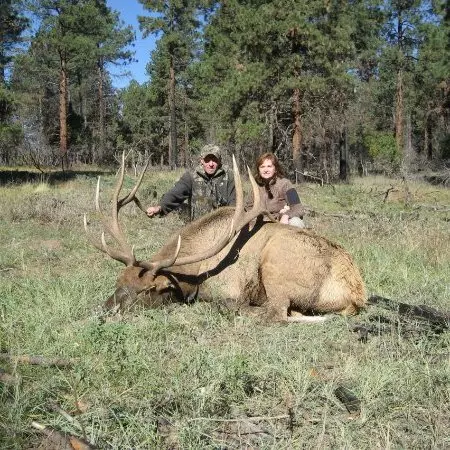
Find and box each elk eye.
[164,280,175,289]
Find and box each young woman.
[252,152,305,227]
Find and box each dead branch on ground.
[0,367,19,384]
[31,421,95,450]
[0,353,77,368]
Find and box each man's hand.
[146,205,161,217]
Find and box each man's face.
[201,155,220,175]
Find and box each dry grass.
[0,168,449,449]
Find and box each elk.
[84,154,367,323]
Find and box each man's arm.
[147,171,193,217]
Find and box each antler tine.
[84,213,104,253]
[85,152,151,267]
[111,152,126,229]
[118,156,151,212]
[247,165,261,211]
[138,235,182,274]
[100,232,136,264]
[95,176,103,213]
[233,154,245,217]
[233,166,276,229]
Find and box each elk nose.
[104,286,137,312]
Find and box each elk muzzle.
[104,286,139,312]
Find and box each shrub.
[0,123,23,164]
[363,131,401,173]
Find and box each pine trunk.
[395,68,404,158]
[292,87,303,180]
[339,129,348,181]
[59,55,69,170]
[181,92,187,166]
[0,60,6,123]
[425,109,433,160]
[169,54,177,167]
[268,103,275,152]
[97,60,105,162]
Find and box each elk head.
[84,153,274,313]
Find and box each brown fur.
[104,207,367,323]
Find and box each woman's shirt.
[248,176,305,220]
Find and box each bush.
[363,131,401,173]
[0,123,23,164]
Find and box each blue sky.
[106,0,156,88]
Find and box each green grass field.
[0,167,449,449]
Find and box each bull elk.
[84,154,367,323]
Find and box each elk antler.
[138,155,275,273]
[84,152,153,266]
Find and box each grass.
[0,167,449,449]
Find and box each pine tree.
[19,0,134,166]
[92,0,134,162]
[196,0,361,175]
[29,0,98,167]
[138,0,203,166]
[414,0,449,161]
[0,0,29,163]
[381,0,427,170]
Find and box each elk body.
[85,155,367,323]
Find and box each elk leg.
[260,279,291,322]
[264,302,290,323]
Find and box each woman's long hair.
[254,152,285,185]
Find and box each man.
[146,144,236,221]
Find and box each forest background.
[0,0,449,178]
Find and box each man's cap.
[200,144,221,160]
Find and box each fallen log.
[49,402,84,432]
[0,353,77,368]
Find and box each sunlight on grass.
[32,182,51,193]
